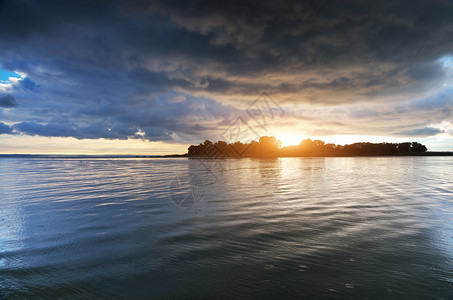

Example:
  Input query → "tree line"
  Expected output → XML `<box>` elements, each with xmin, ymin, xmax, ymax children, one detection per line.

<box><xmin>187</xmin><ymin>136</ymin><xmax>428</xmax><ymax>157</ymax></box>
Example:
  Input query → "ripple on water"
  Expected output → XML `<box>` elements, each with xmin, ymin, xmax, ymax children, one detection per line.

<box><xmin>0</xmin><ymin>157</ymin><xmax>452</xmax><ymax>298</ymax></box>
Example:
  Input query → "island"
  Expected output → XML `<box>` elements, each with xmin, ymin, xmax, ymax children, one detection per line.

<box><xmin>187</xmin><ymin>136</ymin><xmax>453</xmax><ymax>158</ymax></box>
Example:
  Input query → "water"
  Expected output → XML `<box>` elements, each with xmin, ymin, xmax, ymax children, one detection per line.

<box><xmin>0</xmin><ymin>157</ymin><xmax>452</xmax><ymax>299</ymax></box>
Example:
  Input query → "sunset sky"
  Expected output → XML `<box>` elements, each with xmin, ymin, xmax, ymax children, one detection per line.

<box><xmin>1</xmin><ymin>0</ymin><xmax>453</xmax><ymax>154</ymax></box>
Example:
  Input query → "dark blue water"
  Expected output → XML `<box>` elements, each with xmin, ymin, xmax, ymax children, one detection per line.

<box><xmin>0</xmin><ymin>157</ymin><xmax>452</xmax><ymax>299</ymax></box>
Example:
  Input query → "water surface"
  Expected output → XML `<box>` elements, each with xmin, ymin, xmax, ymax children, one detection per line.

<box><xmin>0</xmin><ymin>157</ymin><xmax>452</xmax><ymax>298</ymax></box>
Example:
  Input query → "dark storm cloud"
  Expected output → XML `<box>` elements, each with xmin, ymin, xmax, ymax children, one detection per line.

<box><xmin>1</xmin><ymin>0</ymin><xmax>453</xmax><ymax>141</ymax></box>
<box><xmin>0</xmin><ymin>94</ymin><xmax>17</xmax><ymax>107</ymax></box>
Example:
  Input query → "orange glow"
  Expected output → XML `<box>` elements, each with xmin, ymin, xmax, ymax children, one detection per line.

<box><xmin>320</xmin><ymin>135</ymin><xmax>410</xmax><ymax>146</ymax></box>
<box><xmin>276</xmin><ymin>134</ymin><xmax>302</xmax><ymax>147</ymax></box>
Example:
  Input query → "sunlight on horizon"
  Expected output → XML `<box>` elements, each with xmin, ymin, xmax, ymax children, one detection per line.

<box><xmin>276</xmin><ymin>133</ymin><xmax>415</xmax><ymax>148</ymax></box>
<box><xmin>0</xmin><ymin>133</ymin><xmax>451</xmax><ymax>155</ymax></box>
<box><xmin>276</xmin><ymin>133</ymin><xmax>301</xmax><ymax>147</ymax></box>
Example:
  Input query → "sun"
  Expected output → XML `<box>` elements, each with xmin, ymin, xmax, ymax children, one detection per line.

<box><xmin>277</xmin><ymin>134</ymin><xmax>302</xmax><ymax>147</ymax></box>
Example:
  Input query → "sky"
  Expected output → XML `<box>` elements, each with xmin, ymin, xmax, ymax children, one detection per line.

<box><xmin>1</xmin><ymin>0</ymin><xmax>453</xmax><ymax>154</ymax></box>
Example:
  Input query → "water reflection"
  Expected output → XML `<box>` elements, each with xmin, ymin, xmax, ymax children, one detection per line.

<box><xmin>0</xmin><ymin>177</ymin><xmax>26</xmax><ymax>270</ymax></box>
<box><xmin>0</xmin><ymin>157</ymin><xmax>451</xmax><ymax>298</ymax></box>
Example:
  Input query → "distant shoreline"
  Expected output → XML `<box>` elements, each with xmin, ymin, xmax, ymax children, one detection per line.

<box><xmin>0</xmin><ymin>152</ymin><xmax>452</xmax><ymax>158</ymax></box>
<box><xmin>186</xmin><ymin>152</ymin><xmax>453</xmax><ymax>158</ymax></box>
<box><xmin>186</xmin><ymin>137</ymin><xmax>452</xmax><ymax>158</ymax></box>
<box><xmin>0</xmin><ymin>154</ymin><xmax>188</xmax><ymax>158</ymax></box>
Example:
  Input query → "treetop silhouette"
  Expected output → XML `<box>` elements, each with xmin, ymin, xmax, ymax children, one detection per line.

<box><xmin>187</xmin><ymin>136</ymin><xmax>428</xmax><ymax>157</ymax></box>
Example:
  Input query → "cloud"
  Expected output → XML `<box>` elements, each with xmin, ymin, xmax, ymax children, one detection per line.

<box><xmin>0</xmin><ymin>122</ymin><xmax>12</xmax><ymax>134</ymax></box>
<box><xmin>169</xmin><ymin>94</ymin><xmax>186</xmax><ymax>103</ymax></box>
<box><xmin>395</xmin><ymin>127</ymin><xmax>444</xmax><ymax>137</ymax></box>
<box><xmin>0</xmin><ymin>94</ymin><xmax>17</xmax><ymax>107</ymax></box>
<box><xmin>1</xmin><ymin>0</ymin><xmax>453</xmax><ymax>144</ymax></box>
<box><xmin>11</xmin><ymin>120</ymin><xmax>172</xmax><ymax>141</ymax></box>
<box><xmin>18</xmin><ymin>78</ymin><xmax>38</xmax><ymax>91</ymax></box>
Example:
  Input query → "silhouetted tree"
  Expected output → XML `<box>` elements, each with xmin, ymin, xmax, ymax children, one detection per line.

<box><xmin>187</xmin><ymin>137</ymin><xmax>428</xmax><ymax>157</ymax></box>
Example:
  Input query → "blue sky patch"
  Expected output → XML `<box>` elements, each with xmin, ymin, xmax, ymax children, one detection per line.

<box><xmin>0</xmin><ymin>68</ymin><xmax>22</xmax><ymax>83</ymax></box>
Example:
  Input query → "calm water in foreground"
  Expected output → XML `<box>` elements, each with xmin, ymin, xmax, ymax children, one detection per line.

<box><xmin>0</xmin><ymin>157</ymin><xmax>452</xmax><ymax>299</ymax></box>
